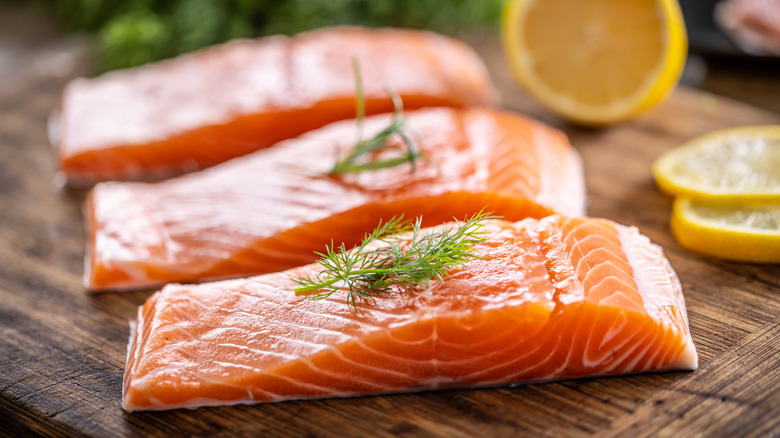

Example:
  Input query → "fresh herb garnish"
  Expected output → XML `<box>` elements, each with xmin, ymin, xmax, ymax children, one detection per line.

<box><xmin>329</xmin><ymin>58</ymin><xmax>424</xmax><ymax>175</ymax></box>
<box><xmin>293</xmin><ymin>210</ymin><xmax>494</xmax><ymax>307</ymax></box>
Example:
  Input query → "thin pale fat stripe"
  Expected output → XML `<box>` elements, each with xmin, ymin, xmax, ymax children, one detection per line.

<box><xmin>273</xmin><ymin>355</ymin><xmax>389</xmax><ymax>392</ymax></box>
<box><xmin>572</xmin><ymin>246</ymin><xmax>626</xmax><ymax>277</ymax></box>
<box><xmin>348</xmin><ymin>337</ymin><xmax>441</xmax><ymax>373</ymax></box>
<box><xmin>581</xmin><ymin>307</ymin><xmax>623</xmax><ymax>369</ymax></box>
<box><xmin>602</xmin><ymin>328</ymin><xmax>652</xmax><ymax>373</ymax></box>
<box><xmin>431</xmin><ymin>313</ymin><xmax>535</xmax><ymax>352</ymax></box>
<box><xmin>621</xmin><ymin>326</ymin><xmax>661</xmax><ymax>372</ymax></box>
<box><xmin>321</xmin><ymin>344</ymin><xmax>422</xmax><ymax>382</ymax></box>
<box><xmin>139</xmin><ymin>322</ymin><xmax>299</xmax><ymax>366</ymax></box>
<box><xmin>464</xmin><ymin>327</ymin><xmax>555</xmax><ymax>381</ymax></box>
<box><xmin>161</xmin><ymin>292</ymin><xmax>355</xmax><ymax>354</ymax></box>
<box><xmin>617</xmin><ymin>224</ymin><xmax>683</xmax><ymax>323</ymax></box>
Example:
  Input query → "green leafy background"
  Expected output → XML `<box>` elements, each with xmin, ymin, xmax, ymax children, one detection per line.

<box><xmin>46</xmin><ymin>0</ymin><xmax>504</xmax><ymax>73</ymax></box>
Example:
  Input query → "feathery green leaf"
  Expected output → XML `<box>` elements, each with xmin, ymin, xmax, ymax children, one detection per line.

<box><xmin>329</xmin><ymin>59</ymin><xmax>424</xmax><ymax>175</ymax></box>
<box><xmin>293</xmin><ymin>210</ymin><xmax>495</xmax><ymax>307</ymax></box>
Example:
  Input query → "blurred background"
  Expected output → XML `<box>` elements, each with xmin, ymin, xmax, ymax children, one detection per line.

<box><xmin>0</xmin><ymin>0</ymin><xmax>779</xmax><ymax>113</ymax></box>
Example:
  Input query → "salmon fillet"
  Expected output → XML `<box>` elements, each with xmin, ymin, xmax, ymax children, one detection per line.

<box><xmin>716</xmin><ymin>0</ymin><xmax>780</xmax><ymax>55</ymax></box>
<box><xmin>85</xmin><ymin>107</ymin><xmax>585</xmax><ymax>291</ymax></box>
<box><xmin>54</xmin><ymin>26</ymin><xmax>499</xmax><ymax>185</ymax></box>
<box><xmin>122</xmin><ymin>217</ymin><xmax>698</xmax><ymax>411</ymax></box>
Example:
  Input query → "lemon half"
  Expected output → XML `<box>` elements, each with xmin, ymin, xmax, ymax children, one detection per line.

<box><xmin>502</xmin><ymin>0</ymin><xmax>687</xmax><ymax>125</ymax></box>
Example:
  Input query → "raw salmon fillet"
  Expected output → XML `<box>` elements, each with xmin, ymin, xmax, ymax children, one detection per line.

<box><xmin>122</xmin><ymin>216</ymin><xmax>698</xmax><ymax>411</ymax></box>
<box><xmin>717</xmin><ymin>0</ymin><xmax>780</xmax><ymax>55</ymax></box>
<box><xmin>54</xmin><ymin>26</ymin><xmax>499</xmax><ymax>185</ymax></box>
<box><xmin>86</xmin><ymin>107</ymin><xmax>585</xmax><ymax>291</ymax></box>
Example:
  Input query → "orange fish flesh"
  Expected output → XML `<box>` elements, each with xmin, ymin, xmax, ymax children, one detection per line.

<box><xmin>54</xmin><ymin>26</ymin><xmax>499</xmax><ymax>185</ymax></box>
<box><xmin>85</xmin><ymin>107</ymin><xmax>586</xmax><ymax>291</ymax></box>
<box><xmin>122</xmin><ymin>216</ymin><xmax>698</xmax><ymax>411</ymax></box>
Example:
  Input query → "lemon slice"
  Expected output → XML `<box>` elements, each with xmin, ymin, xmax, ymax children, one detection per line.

<box><xmin>672</xmin><ymin>198</ymin><xmax>780</xmax><ymax>263</ymax></box>
<box><xmin>502</xmin><ymin>0</ymin><xmax>687</xmax><ymax>125</ymax></box>
<box><xmin>654</xmin><ymin>126</ymin><xmax>780</xmax><ymax>201</ymax></box>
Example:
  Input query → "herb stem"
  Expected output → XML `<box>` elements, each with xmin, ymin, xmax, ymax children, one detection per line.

<box><xmin>352</xmin><ymin>57</ymin><xmax>365</xmax><ymax>143</ymax></box>
<box><xmin>329</xmin><ymin>59</ymin><xmax>424</xmax><ymax>176</ymax></box>
<box><xmin>292</xmin><ymin>210</ymin><xmax>495</xmax><ymax>306</ymax></box>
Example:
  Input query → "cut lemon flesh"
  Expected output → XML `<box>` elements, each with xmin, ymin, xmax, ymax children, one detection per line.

<box><xmin>502</xmin><ymin>0</ymin><xmax>687</xmax><ymax>125</ymax></box>
<box><xmin>654</xmin><ymin>126</ymin><xmax>780</xmax><ymax>201</ymax></box>
<box><xmin>672</xmin><ymin>198</ymin><xmax>780</xmax><ymax>263</ymax></box>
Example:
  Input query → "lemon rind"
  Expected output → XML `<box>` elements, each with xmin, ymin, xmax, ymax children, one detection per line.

<box><xmin>671</xmin><ymin>197</ymin><xmax>780</xmax><ymax>263</ymax></box>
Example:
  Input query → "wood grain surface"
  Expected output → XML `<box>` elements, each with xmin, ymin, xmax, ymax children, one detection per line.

<box><xmin>1</xmin><ymin>36</ymin><xmax>779</xmax><ymax>437</ymax></box>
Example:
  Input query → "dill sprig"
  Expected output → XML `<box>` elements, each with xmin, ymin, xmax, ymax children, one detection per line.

<box><xmin>329</xmin><ymin>58</ymin><xmax>424</xmax><ymax>175</ymax></box>
<box><xmin>293</xmin><ymin>210</ymin><xmax>494</xmax><ymax>307</ymax></box>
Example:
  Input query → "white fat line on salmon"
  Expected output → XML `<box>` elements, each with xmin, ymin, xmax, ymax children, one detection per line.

<box><xmin>603</xmin><ymin>328</ymin><xmax>654</xmax><ymax>374</ymax></box>
<box><xmin>162</xmin><ymin>295</ymin><xmax>353</xmax><ymax>351</ymax></box>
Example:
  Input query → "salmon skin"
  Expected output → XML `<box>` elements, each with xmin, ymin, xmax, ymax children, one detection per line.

<box><xmin>54</xmin><ymin>26</ymin><xmax>499</xmax><ymax>185</ymax></box>
<box><xmin>85</xmin><ymin>107</ymin><xmax>585</xmax><ymax>291</ymax></box>
<box><xmin>122</xmin><ymin>216</ymin><xmax>698</xmax><ymax>411</ymax></box>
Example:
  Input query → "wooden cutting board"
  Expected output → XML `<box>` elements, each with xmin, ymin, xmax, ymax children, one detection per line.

<box><xmin>1</xmin><ymin>37</ymin><xmax>778</xmax><ymax>437</ymax></box>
